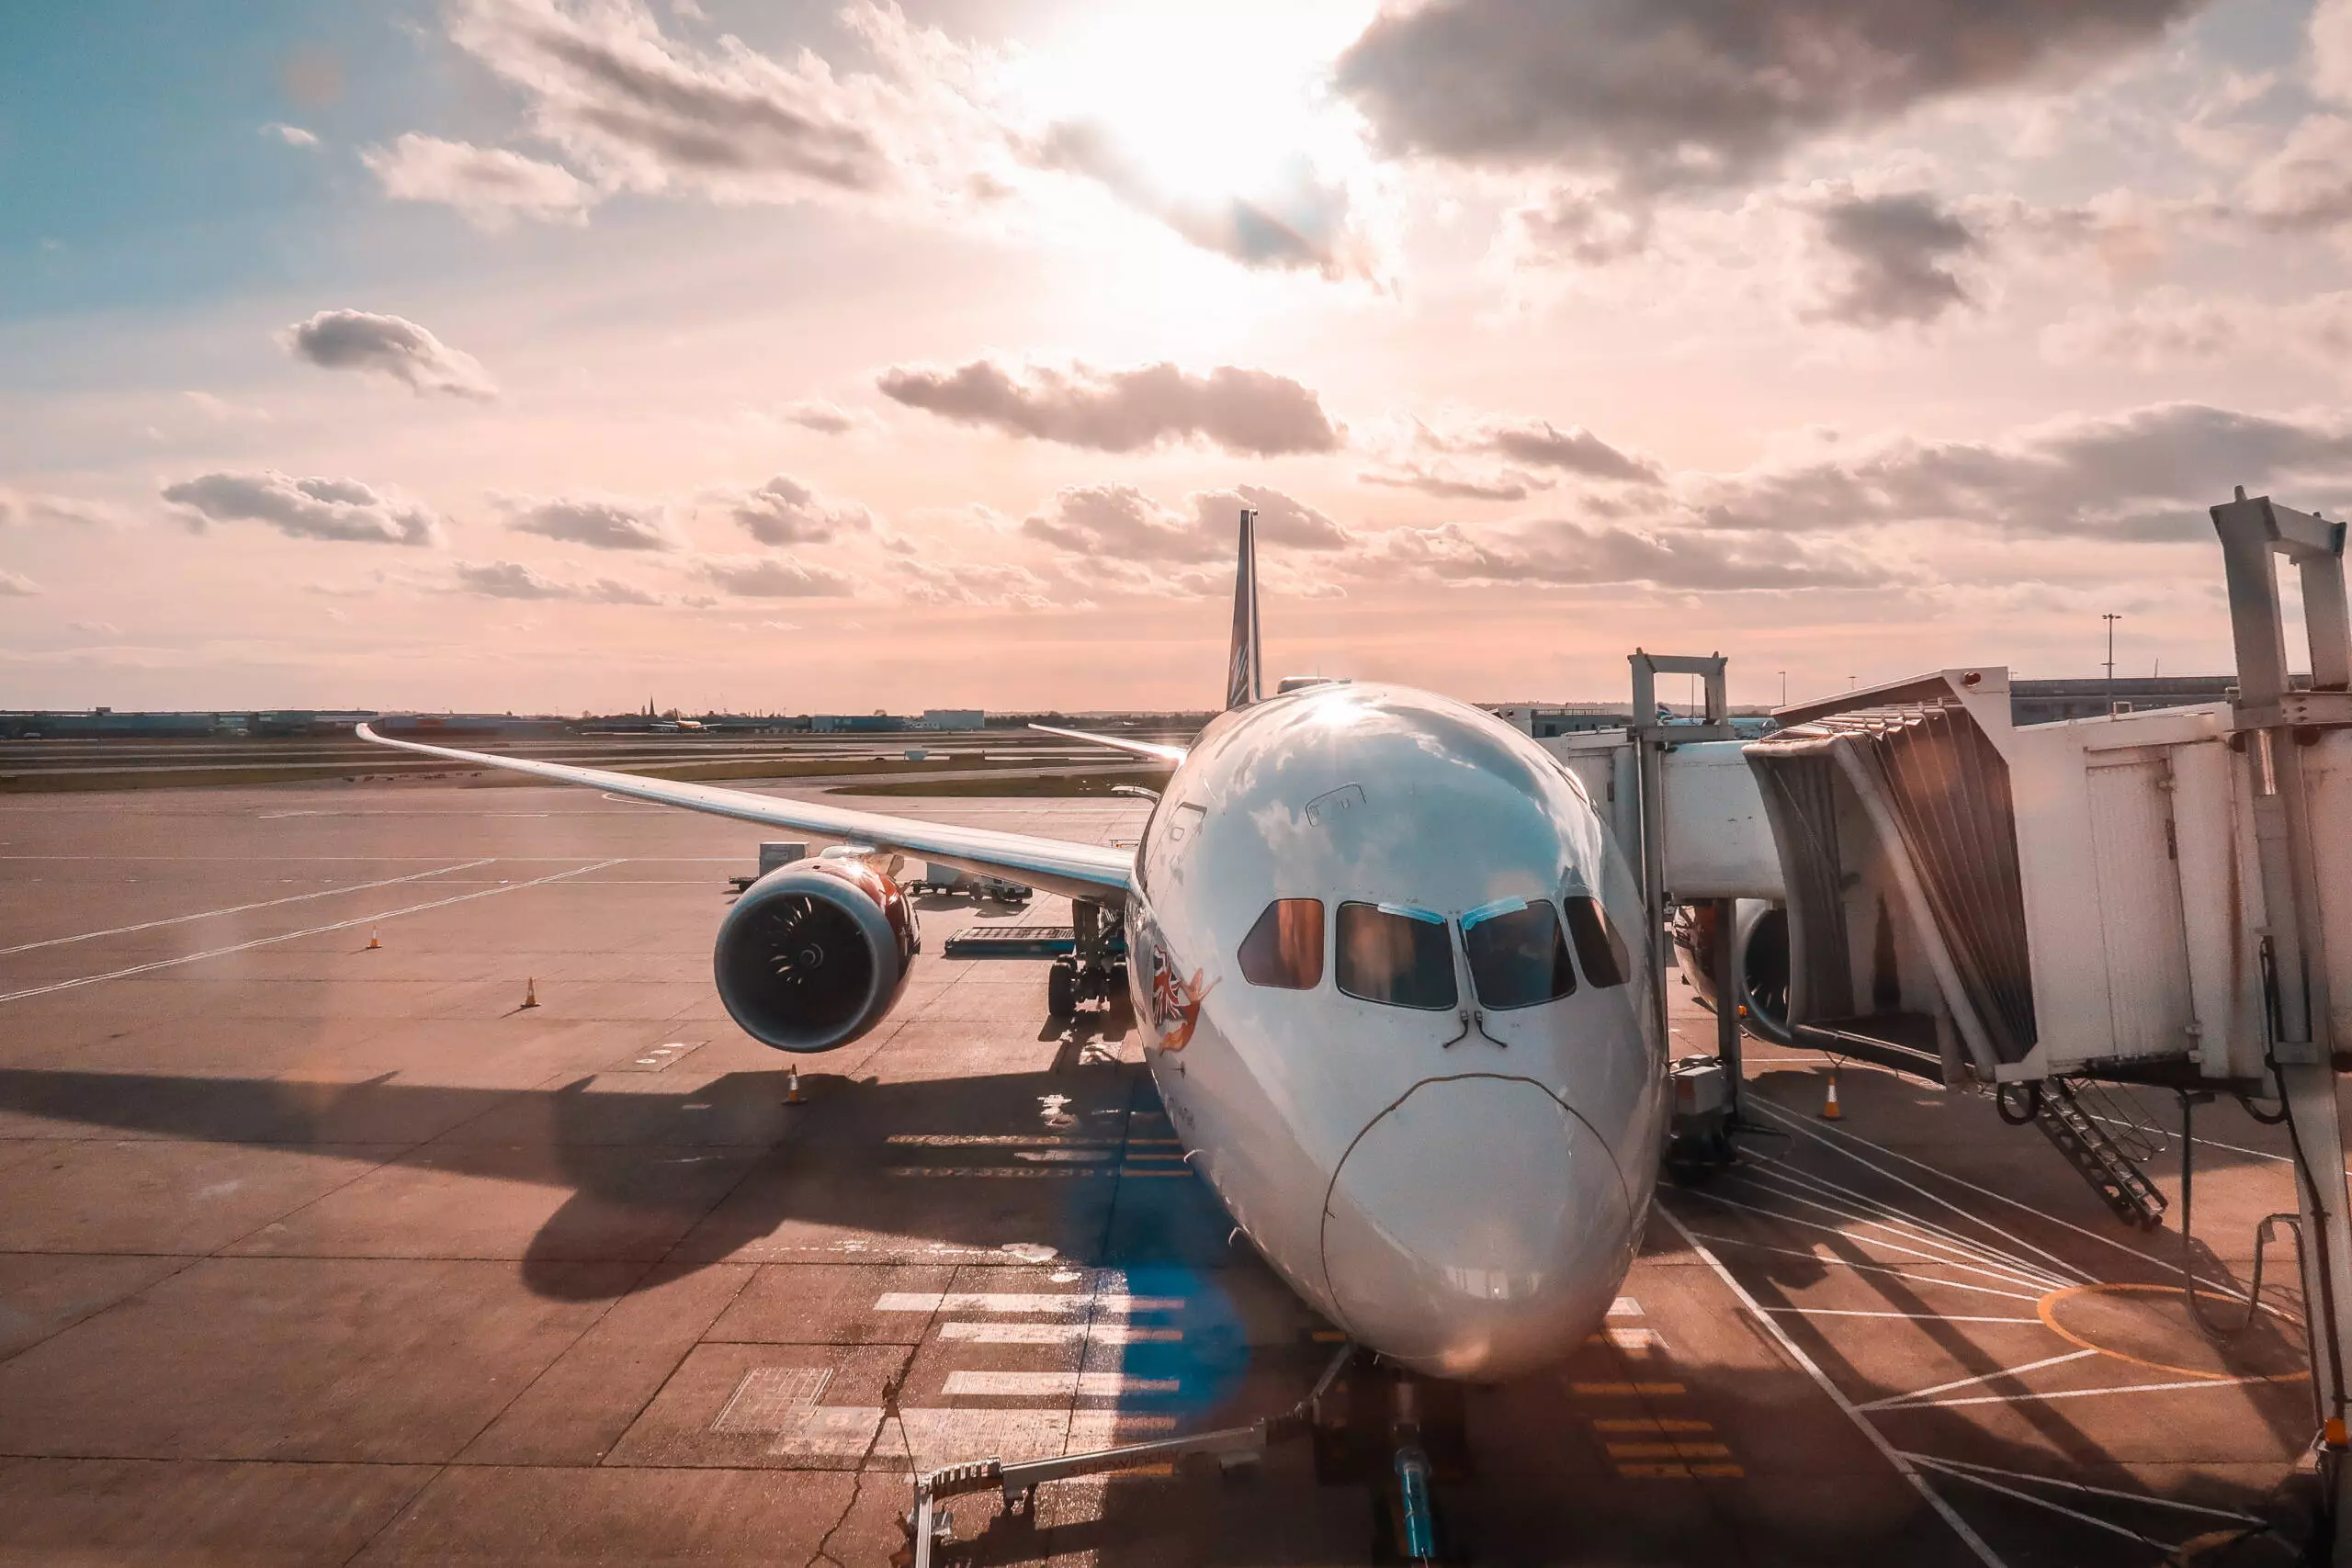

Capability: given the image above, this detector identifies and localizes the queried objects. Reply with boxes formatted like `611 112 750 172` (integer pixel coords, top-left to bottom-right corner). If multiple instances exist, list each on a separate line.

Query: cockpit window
1238 898 1325 989
1463 899 1577 1010
1563 895 1631 989
1336 902 1458 1010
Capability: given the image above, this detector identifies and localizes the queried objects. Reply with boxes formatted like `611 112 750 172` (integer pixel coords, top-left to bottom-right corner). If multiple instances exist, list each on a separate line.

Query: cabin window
1336 902 1458 1010
1563 896 1631 989
1238 898 1325 989
1463 898 1577 1010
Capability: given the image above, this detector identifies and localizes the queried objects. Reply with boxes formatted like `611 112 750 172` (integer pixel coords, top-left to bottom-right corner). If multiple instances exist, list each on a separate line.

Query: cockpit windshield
1335 901 1458 1010
1462 897 1577 1010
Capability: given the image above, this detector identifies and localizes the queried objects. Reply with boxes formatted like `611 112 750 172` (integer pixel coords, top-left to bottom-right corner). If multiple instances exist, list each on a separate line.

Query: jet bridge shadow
0 1061 1233 1303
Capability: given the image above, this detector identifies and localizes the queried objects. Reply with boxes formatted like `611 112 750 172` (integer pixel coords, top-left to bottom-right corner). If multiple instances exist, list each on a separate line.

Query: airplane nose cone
1319 1075 1634 1380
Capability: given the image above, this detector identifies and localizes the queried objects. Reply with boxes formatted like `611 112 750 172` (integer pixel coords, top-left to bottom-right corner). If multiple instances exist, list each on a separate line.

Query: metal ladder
2035 1078 2168 1229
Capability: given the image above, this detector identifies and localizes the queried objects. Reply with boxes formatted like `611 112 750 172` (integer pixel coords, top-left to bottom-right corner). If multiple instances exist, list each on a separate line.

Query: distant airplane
360 510 1664 1384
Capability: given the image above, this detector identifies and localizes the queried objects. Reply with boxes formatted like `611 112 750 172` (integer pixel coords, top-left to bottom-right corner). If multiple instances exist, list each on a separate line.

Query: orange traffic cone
1821 1069 1843 1121
521 976 539 1010
367 928 381 950
785 1066 805 1105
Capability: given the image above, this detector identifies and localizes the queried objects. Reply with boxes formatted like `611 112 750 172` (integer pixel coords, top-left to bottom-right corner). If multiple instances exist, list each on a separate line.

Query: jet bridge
1541 491 2352 1556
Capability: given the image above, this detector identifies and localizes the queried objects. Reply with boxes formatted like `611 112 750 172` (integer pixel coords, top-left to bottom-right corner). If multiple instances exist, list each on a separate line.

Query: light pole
2103 613 2121 714
1777 671 1787 707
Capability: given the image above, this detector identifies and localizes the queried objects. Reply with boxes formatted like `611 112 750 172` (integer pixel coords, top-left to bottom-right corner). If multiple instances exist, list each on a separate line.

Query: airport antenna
2102 612 2121 709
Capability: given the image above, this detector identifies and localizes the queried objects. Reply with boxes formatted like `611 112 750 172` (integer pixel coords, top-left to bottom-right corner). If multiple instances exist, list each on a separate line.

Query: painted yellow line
1607 1441 1733 1460
1570 1382 1686 1396
1593 1418 1713 1434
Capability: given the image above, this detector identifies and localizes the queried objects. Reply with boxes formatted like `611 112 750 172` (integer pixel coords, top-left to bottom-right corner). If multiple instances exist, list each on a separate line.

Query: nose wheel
1311 1359 1468 1564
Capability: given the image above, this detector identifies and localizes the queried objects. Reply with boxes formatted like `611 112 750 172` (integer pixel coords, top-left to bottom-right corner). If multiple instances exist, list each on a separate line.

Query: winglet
1225 508 1261 711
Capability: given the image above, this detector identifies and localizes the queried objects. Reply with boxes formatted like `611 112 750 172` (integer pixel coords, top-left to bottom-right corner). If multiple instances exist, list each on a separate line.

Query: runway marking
1755 1100 2205 1290
1736 1158 2076 1292
887 1134 1121 1147
876 1292 1184 1315
1609 1296 1641 1317
943 1371 1181 1399
1569 1382 1685 1396
1617 1462 1745 1478
1899 1453 2266 1525
0 858 495 955
1657 1206 2007 1568
1593 1418 1712 1433
1677 1233 2046 1301
2085 1109 2290 1166
1857 1349 2101 1411
939 1322 1182 1345
1607 1441 1733 1459
887 1167 1102 1178
0 859 625 1005
1595 1327 1662 1350
1901 1453 2173 1549
1742 1121 2096 1288
1759 1309 2044 1325
1889 1373 2292 1411
1679 1188 2067 1295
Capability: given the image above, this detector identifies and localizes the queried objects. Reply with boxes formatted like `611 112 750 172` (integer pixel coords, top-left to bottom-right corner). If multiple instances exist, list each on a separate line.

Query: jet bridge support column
2211 489 2352 1559
1628 651 1738 1115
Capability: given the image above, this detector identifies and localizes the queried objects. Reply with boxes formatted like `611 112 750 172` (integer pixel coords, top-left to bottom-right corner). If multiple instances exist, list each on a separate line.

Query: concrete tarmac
0 780 2325 1564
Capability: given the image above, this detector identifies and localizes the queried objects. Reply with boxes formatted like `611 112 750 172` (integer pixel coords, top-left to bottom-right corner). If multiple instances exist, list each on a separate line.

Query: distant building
1485 705 1631 739
813 714 904 733
920 708 985 731
2010 676 2247 726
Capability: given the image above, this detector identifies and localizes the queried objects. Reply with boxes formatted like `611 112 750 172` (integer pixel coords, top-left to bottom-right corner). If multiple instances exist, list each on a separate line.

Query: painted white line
874 1292 1185 1315
0 859 499 956
1903 1455 2165 1548
1901 1452 2266 1525
1680 1188 2066 1295
943 1371 1181 1399
1678 1233 2045 1301
1728 1166 2065 1286
1739 1157 2079 1291
938 1322 1182 1345
1858 1349 2101 1412
2086 1110 2290 1167
0 859 625 1005
1749 1105 2098 1288
1890 1373 2289 1411
1759 1309 2044 1325
1608 1296 1641 1317
887 1134 1122 1147
1657 1206 2007 1568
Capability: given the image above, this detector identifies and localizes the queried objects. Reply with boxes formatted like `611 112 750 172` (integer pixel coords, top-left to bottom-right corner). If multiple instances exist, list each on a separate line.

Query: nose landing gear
1313 1359 1468 1564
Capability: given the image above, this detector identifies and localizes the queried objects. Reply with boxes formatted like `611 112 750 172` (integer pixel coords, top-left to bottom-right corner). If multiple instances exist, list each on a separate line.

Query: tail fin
1224 508 1261 710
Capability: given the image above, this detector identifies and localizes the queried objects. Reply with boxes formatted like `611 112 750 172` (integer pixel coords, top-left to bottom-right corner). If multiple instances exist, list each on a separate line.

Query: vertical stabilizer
1225 509 1262 710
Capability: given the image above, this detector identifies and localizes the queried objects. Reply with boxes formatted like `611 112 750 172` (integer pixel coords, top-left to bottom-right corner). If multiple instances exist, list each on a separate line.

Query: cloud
1691 403 2352 543
1023 485 1216 560
0 490 130 528
1362 412 1659 496
1023 482 1344 563
453 560 663 603
2042 288 2352 370
0 570 39 596
1191 485 1351 549
1808 190 1982 327
1335 0 2200 194
1506 183 1655 267
1479 419 1660 481
2243 114 2352 231
444 0 899 201
708 475 873 544
695 552 860 597
777 398 877 435
1347 519 1885 592
161 471 444 547
1361 464 1543 502
503 495 685 551
264 122 318 147
281 310 498 399
2314 0 2352 104
878 358 1341 455
361 132 597 226
898 558 1055 608
1027 121 1364 277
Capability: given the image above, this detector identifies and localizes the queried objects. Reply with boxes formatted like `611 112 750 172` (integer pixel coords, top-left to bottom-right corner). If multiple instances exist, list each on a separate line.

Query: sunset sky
6 0 2351 714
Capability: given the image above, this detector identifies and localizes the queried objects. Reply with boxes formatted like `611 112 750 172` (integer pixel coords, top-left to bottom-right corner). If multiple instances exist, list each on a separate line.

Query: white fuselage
1124 682 1668 1380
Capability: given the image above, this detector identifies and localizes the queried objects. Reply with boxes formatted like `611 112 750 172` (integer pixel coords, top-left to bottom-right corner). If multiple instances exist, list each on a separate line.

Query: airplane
356 509 1668 1394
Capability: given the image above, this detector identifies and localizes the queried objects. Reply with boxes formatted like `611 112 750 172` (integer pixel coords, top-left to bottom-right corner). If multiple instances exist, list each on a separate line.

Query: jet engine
1671 899 1792 1048
713 858 919 1052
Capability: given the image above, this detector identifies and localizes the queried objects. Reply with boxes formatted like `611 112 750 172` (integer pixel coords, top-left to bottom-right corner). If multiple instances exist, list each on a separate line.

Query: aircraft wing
355 725 1134 901
1028 723 1189 764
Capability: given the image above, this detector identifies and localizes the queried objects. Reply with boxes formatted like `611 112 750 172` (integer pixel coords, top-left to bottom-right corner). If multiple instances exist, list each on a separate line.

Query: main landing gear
898 1346 1467 1566
1046 898 1126 1019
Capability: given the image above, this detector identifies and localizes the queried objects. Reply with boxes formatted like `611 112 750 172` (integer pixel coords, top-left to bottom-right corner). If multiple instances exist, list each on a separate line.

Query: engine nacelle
1671 898 1792 1048
713 859 918 1052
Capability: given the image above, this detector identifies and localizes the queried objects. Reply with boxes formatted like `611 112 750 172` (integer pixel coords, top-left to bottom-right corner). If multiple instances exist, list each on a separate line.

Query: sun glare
1007 2 1376 205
